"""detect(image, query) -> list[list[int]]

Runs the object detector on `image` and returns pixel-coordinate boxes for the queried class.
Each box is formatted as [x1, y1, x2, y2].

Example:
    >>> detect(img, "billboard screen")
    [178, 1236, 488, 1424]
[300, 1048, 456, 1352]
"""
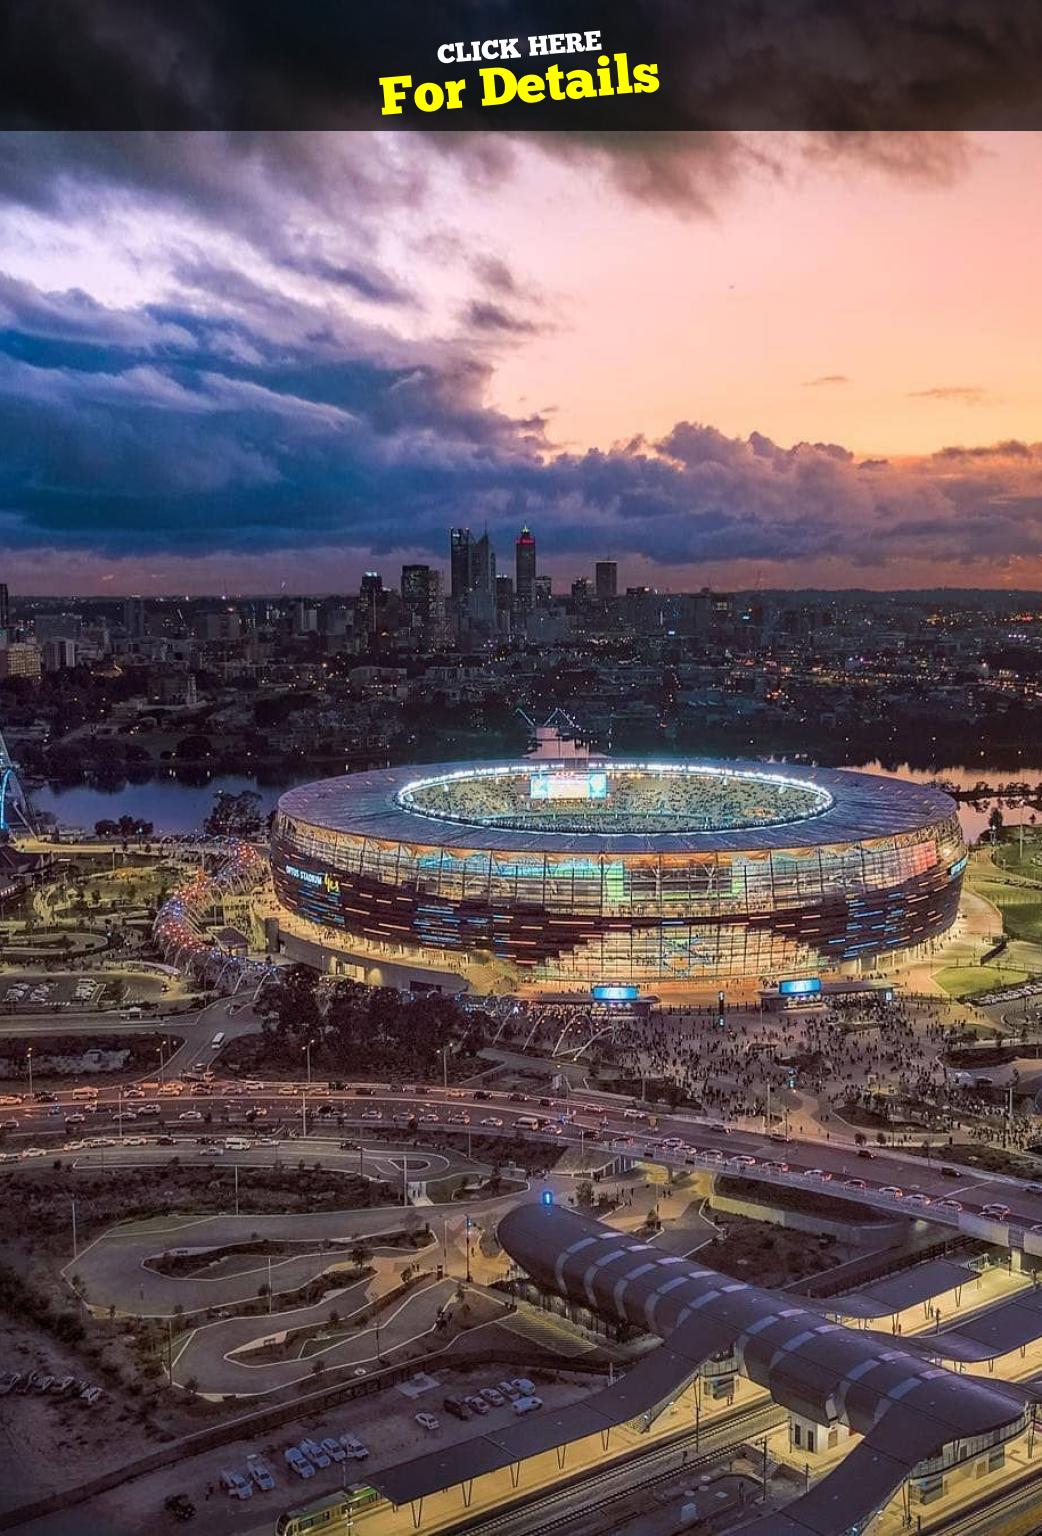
[530, 771, 609, 801]
[778, 977, 822, 996]
[592, 983, 640, 1001]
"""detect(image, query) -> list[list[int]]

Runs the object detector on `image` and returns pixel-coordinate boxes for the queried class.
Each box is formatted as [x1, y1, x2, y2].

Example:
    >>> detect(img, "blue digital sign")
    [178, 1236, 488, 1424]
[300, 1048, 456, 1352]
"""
[778, 977, 822, 997]
[592, 984, 640, 1001]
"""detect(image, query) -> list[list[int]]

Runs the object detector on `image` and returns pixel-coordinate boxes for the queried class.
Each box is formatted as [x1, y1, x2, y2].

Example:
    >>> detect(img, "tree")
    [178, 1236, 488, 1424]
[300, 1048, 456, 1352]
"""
[204, 789, 264, 839]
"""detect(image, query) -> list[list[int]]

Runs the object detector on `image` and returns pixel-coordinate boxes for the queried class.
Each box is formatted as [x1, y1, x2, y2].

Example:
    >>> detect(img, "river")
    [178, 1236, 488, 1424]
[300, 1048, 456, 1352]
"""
[30, 762, 1042, 843]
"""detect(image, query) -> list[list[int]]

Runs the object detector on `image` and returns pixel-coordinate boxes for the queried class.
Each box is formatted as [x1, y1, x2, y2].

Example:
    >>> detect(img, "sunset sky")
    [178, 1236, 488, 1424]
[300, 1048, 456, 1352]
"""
[1, 129, 1040, 593]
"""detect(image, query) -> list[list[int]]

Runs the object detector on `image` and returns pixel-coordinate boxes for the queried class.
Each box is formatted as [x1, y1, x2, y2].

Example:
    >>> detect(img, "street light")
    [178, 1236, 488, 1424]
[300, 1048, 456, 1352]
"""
[304, 1040, 313, 1087]
[26, 1046, 33, 1099]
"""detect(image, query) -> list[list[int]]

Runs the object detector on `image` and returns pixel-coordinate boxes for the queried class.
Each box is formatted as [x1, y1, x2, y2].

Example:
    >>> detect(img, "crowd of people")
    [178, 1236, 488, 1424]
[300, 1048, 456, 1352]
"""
[475, 989, 1032, 1145]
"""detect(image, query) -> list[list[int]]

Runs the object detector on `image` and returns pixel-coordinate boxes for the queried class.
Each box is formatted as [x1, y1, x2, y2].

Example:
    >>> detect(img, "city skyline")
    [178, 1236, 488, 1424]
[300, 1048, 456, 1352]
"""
[1, 131, 1041, 594]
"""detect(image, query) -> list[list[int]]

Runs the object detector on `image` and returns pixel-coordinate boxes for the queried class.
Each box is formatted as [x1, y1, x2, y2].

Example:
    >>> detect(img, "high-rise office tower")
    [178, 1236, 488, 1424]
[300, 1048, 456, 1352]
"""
[401, 564, 440, 627]
[595, 561, 618, 599]
[0, 584, 9, 632]
[450, 528, 472, 603]
[515, 525, 536, 614]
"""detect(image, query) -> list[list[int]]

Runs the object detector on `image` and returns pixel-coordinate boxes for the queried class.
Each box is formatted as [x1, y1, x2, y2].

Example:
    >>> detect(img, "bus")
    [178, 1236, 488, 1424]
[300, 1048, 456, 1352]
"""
[515, 1115, 542, 1132]
[275, 1485, 383, 1536]
[210, 1032, 226, 1050]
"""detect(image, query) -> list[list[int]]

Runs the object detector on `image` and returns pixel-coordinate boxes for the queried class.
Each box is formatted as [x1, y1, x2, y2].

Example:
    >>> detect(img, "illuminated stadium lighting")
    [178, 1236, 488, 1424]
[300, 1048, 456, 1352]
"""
[270, 759, 966, 991]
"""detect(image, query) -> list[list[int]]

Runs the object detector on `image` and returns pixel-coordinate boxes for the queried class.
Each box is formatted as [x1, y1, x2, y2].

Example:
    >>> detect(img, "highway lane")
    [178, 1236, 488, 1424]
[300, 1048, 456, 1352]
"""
[5, 1071, 1042, 1242]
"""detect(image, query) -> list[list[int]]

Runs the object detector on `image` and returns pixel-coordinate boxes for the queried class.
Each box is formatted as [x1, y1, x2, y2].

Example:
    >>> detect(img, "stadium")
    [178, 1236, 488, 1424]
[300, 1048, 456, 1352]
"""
[269, 759, 966, 993]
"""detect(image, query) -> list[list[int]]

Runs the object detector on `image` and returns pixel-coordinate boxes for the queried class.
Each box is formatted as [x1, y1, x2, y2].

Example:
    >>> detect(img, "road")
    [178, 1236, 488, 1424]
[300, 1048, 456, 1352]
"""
[6, 1070, 1042, 1245]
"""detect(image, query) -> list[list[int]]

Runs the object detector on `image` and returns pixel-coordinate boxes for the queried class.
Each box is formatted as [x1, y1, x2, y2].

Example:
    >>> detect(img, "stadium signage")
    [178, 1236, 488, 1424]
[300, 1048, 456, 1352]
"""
[284, 863, 324, 887]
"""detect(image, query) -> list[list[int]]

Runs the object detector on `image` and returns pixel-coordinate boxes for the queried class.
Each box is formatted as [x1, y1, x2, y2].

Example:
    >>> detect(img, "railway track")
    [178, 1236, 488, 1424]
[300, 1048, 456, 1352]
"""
[446, 1400, 785, 1536]
[927, 1458, 1042, 1534]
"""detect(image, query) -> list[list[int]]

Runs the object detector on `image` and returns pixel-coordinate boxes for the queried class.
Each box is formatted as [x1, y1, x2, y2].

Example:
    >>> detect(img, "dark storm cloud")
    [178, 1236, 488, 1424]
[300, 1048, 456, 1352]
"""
[2, 270, 1041, 575]
[2, 0, 1041, 129]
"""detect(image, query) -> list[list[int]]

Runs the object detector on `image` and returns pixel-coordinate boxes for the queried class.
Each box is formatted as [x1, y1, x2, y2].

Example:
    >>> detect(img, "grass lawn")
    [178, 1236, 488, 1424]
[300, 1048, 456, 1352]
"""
[935, 963, 1032, 999]
[966, 862, 1042, 944]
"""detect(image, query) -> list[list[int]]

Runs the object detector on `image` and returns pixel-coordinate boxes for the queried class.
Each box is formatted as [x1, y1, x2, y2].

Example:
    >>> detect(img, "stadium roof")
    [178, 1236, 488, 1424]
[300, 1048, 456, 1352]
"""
[276, 759, 958, 857]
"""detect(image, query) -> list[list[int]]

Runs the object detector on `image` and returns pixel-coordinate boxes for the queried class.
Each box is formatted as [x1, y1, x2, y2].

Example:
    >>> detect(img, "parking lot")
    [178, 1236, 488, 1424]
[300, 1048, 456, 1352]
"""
[1, 975, 104, 1010]
[6, 1363, 604, 1536]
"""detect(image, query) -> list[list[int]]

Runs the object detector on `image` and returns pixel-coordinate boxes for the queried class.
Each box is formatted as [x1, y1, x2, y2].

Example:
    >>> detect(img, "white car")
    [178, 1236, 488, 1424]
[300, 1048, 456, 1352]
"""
[246, 1458, 275, 1492]
[283, 1447, 314, 1479]
[220, 1470, 253, 1500]
[320, 1437, 347, 1463]
[178, 1110, 203, 1122]
[338, 1433, 368, 1459]
[513, 1395, 543, 1415]
[415, 1411, 439, 1432]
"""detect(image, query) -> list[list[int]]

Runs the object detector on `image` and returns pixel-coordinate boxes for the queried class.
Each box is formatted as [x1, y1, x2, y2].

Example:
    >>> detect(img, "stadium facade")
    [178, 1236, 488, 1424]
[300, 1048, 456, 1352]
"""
[269, 759, 966, 991]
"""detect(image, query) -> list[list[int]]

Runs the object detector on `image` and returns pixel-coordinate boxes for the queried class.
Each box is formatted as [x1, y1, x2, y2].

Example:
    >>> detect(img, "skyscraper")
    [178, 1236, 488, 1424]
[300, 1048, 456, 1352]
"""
[401, 564, 440, 628]
[515, 525, 536, 615]
[358, 571, 383, 634]
[470, 531, 495, 594]
[0, 584, 9, 632]
[595, 560, 618, 599]
[450, 528, 472, 603]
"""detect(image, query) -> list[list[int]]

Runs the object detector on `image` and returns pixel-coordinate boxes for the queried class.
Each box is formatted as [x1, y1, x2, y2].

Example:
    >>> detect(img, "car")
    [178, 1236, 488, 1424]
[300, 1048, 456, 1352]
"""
[939, 1166, 960, 1178]
[415, 1411, 439, 1431]
[156, 1135, 175, 1145]
[53, 1375, 77, 1395]
[981, 1203, 1011, 1220]
[879, 1186, 904, 1199]
[443, 1395, 471, 1420]
[498, 1379, 521, 1399]
[320, 1436, 347, 1462]
[480, 1116, 504, 1127]
[934, 1200, 963, 1214]
[362, 1110, 383, 1121]
[178, 1110, 203, 1122]
[246, 1459, 275, 1493]
[513, 1395, 543, 1415]
[856, 1149, 876, 1160]
[480, 1386, 504, 1406]
[843, 1177, 867, 1190]
[80, 1384, 103, 1405]
[464, 1394, 489, 1415]
[200, 1146, 224, 1158]
[298, 1439, 331, 1469]
[731, 1154, 756, 1168]
[64, 1113, 85, 1126]
[338, 1433, 368, 1459]
[511, 1377, 537, 1396]
[447, 1112, 470, 1125]
[47, 1105, 62, 1117]
[805, 1168, 832, 1181]
[762, 1161, 789, 1174]
[220, 1470, 253, 1500]
[906, 1193, 932, 1208]
[123, 1136, 148, 1147]
[283, 1447, 314, 1479]
[0, 1370, 22, 1394]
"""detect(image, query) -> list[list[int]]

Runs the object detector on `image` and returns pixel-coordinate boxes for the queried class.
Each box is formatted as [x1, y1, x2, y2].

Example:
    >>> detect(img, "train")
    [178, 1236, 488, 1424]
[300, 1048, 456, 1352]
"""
[275, 1484, 384, 1536]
